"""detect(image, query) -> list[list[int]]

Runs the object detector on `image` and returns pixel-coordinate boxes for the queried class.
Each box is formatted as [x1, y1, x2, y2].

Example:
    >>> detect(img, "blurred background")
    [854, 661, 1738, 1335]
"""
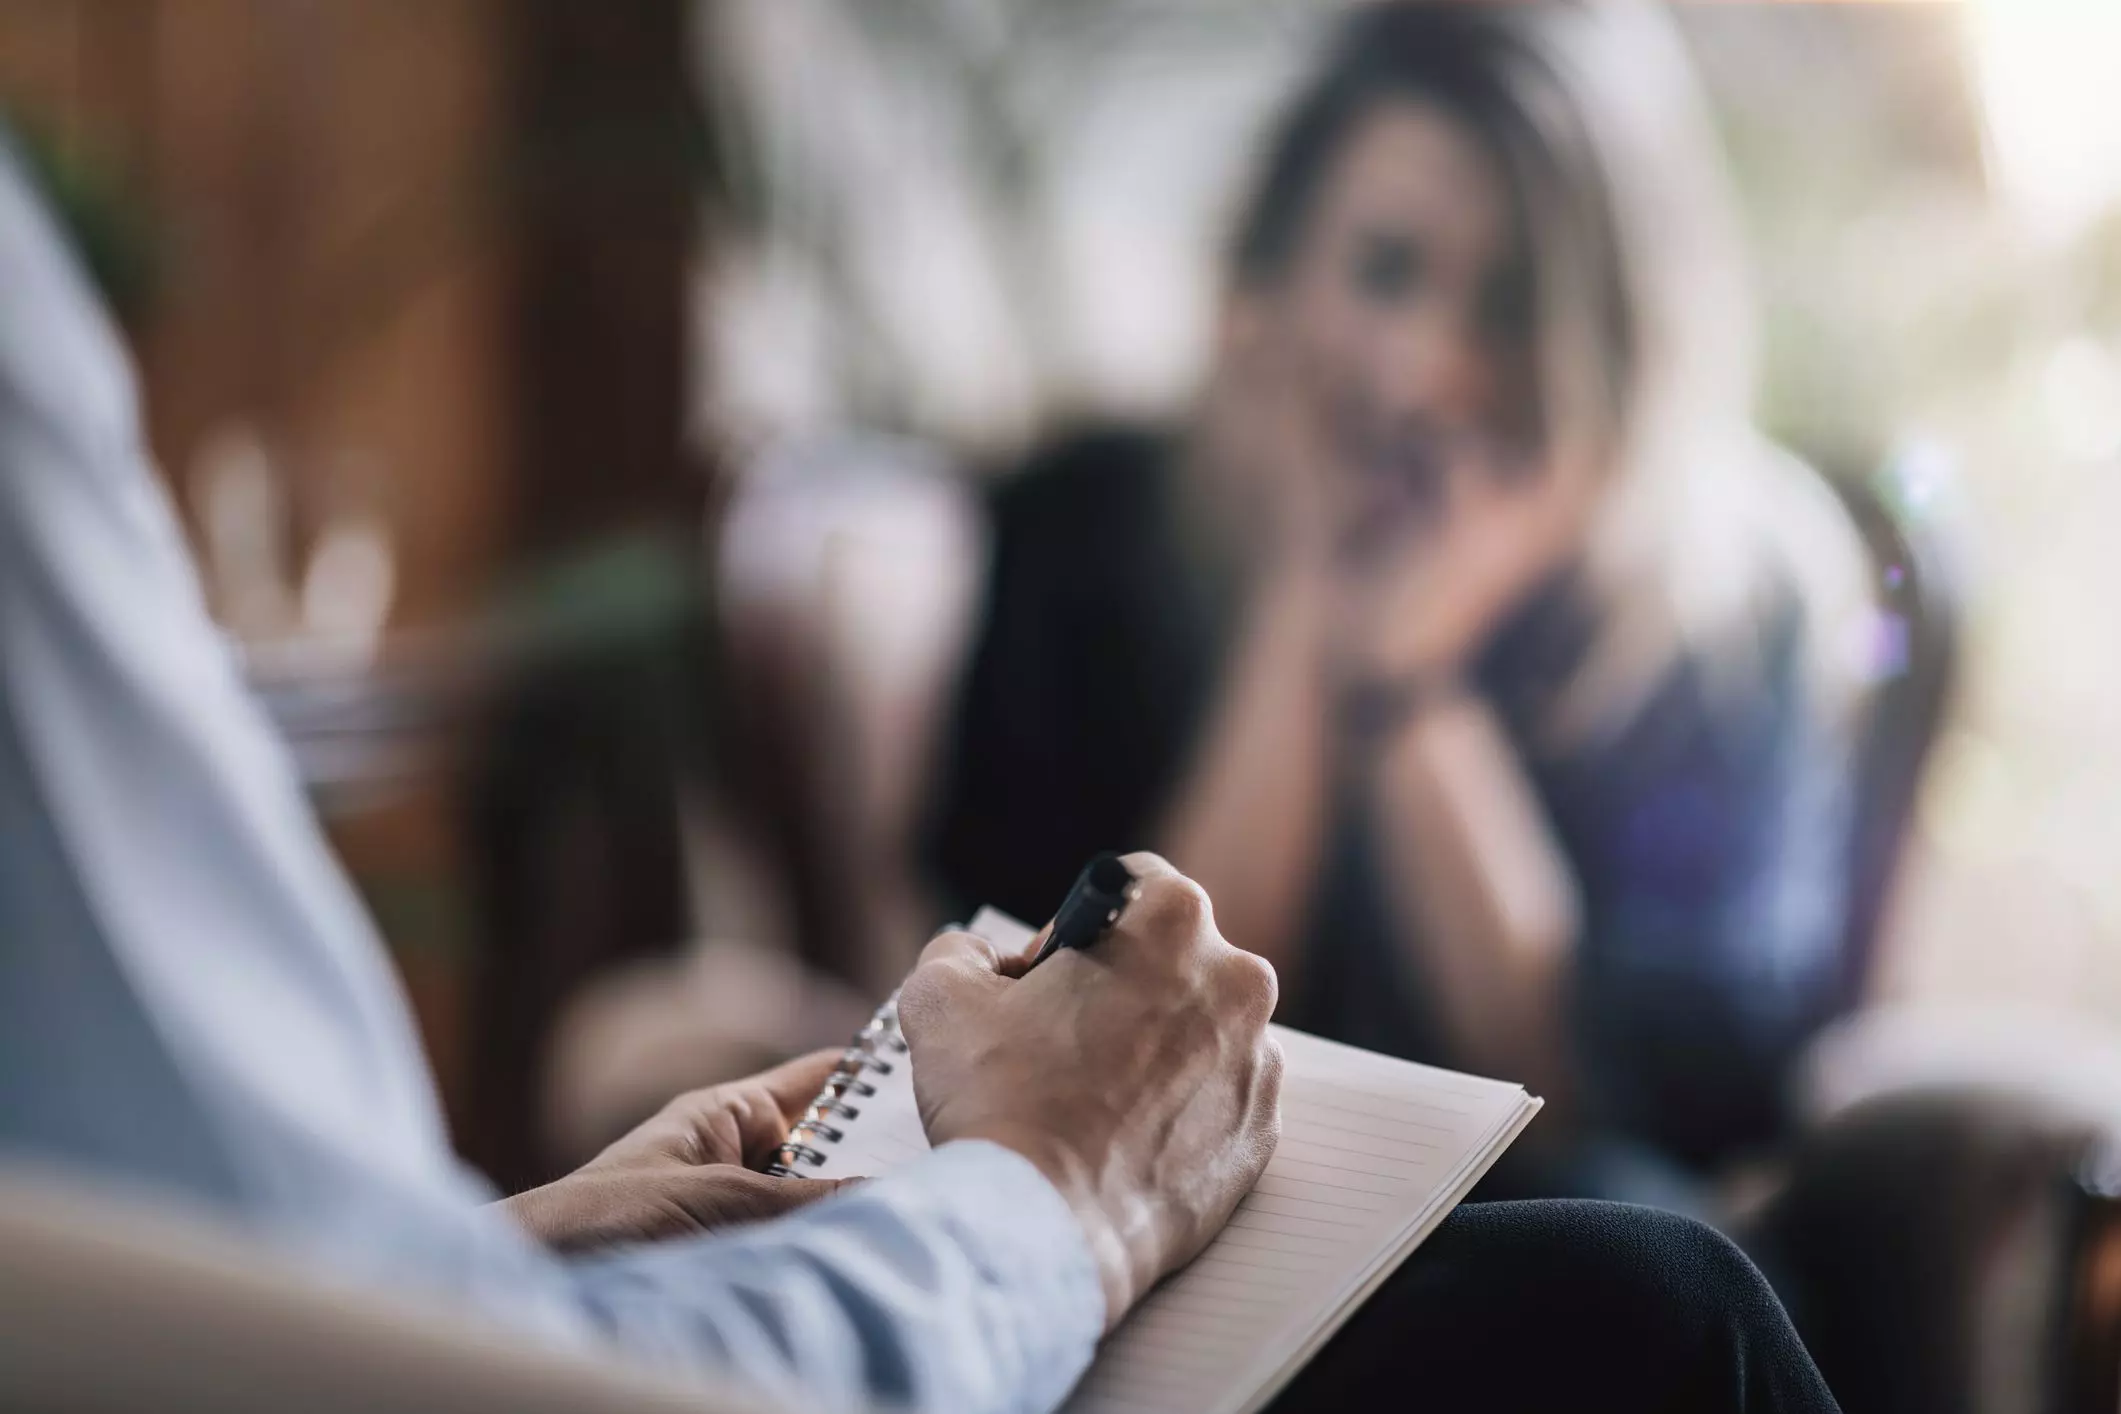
[7, 1, 2121, 1402]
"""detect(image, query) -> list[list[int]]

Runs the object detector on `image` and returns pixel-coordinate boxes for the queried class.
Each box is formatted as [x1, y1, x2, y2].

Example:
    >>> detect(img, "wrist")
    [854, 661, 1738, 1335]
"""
[956, 1124, 1150, 1330]
[1249, 565, 1339, 681]
[495, 1178, 579, 1249]
[1338, 669, 1471, 750]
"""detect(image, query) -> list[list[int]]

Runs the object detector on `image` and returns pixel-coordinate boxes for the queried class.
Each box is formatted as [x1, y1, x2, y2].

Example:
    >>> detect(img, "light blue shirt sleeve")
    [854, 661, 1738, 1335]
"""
[0, 140, 1101, 1414]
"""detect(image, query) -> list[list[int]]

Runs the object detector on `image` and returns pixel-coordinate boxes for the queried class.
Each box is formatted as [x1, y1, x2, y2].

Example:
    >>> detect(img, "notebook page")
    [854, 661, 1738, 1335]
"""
[782, 909, 1540, 1413]
[807, 1012, 929, 1175]
[1063, 1027, 1534, 1414]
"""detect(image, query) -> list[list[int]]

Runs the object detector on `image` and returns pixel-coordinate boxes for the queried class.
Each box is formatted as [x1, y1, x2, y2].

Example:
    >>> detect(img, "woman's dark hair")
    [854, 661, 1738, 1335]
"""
[1231, 3, 1636, 430]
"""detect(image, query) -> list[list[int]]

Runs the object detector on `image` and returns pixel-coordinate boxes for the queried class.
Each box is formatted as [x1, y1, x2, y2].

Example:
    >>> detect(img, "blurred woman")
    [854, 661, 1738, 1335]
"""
[925, 0, 1871, 1195]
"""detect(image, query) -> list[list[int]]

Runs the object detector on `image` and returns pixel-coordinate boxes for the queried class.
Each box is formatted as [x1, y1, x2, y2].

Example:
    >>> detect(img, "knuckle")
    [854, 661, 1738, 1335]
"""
[1253, 1038, 1286, 1155]
[1238, 949, 1279, 1008]
[899, 963, 940, 1007]
[1138, 874, 1212, 933]
[916, 929, 980, 969]
[899, 942, 1004, 1045]
[1257, 1105, 1284, 1173]
[1117, 849, 1175, 879]
[1259, 1034, 1287, 1091]
[895, 967, 947, 1039]
[1219, 948, 1278, 1023]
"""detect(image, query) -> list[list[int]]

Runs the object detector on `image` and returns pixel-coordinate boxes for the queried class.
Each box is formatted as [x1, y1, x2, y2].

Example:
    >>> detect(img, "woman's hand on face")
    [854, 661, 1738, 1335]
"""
[1342, 438, 1599, 686]
[1200, 300, 1599, 685]
[1197, 305, 1342, 582]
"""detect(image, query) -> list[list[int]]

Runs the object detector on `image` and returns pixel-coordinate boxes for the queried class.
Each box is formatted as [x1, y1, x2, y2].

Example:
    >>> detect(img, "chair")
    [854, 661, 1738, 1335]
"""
[1823, 445, 1965, 1015]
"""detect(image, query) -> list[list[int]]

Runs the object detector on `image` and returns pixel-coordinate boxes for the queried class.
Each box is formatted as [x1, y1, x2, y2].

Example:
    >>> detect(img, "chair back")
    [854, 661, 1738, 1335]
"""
[1825, 448, 1964, 1013]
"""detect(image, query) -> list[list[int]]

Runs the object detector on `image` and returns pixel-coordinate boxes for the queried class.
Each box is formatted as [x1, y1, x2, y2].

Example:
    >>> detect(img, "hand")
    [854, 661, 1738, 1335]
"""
[1194, 302, 1341, 581]
[896, 854, 1284, 1330]
[499, 1050, 857, 1252]
[1342, 439, 1598, 685]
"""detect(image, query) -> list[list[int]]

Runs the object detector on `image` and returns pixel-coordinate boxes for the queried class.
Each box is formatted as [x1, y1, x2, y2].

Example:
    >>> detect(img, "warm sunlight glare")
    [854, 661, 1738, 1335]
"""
[1968, 0, 2121, 240]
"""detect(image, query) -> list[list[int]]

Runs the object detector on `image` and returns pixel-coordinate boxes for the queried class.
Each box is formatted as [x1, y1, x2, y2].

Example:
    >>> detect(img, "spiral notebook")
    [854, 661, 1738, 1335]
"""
[772, 908, 1542, 1414]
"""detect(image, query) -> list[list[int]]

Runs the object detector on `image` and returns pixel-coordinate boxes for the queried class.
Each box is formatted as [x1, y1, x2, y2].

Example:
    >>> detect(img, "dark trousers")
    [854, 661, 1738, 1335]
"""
[1270, 1200, 1841, 1414]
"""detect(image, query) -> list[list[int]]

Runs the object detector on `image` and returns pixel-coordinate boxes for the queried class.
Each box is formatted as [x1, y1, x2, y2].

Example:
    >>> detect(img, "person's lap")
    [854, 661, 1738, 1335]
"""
[1268, 1199, 1841, 1414]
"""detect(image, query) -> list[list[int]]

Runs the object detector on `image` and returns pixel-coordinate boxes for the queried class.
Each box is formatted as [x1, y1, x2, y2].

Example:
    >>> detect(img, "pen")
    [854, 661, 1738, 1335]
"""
[1027, 851, 1139, 969]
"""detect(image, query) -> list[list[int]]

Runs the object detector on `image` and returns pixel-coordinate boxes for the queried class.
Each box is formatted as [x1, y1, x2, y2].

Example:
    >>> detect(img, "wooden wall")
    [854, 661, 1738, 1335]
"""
[0, 0, 702, 1158]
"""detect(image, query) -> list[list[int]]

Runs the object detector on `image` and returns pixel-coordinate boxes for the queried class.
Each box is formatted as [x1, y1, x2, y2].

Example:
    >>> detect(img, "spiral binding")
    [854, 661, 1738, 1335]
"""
[767, 991, 910, 1177]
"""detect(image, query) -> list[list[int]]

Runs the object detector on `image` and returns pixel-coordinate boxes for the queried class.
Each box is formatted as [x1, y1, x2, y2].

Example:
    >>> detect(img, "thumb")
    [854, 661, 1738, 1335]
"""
[898, 928, 1012, 1046]
[915, 926, 1016, 977]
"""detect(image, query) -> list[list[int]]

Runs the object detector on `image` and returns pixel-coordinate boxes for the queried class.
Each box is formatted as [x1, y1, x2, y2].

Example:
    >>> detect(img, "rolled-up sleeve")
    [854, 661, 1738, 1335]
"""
[566, 1141, 1102, 1414]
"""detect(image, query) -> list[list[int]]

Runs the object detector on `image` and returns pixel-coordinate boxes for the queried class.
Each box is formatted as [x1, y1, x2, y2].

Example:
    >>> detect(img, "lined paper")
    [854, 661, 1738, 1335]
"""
[797, 910, 1540, 1414]
[812, 1027, 931, 1173]
[1064, 1028, 1535, 1414]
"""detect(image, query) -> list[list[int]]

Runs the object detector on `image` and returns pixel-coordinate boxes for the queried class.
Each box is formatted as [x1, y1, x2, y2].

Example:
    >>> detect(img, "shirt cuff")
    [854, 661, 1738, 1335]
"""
[872, 1139, 1104, 1404]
